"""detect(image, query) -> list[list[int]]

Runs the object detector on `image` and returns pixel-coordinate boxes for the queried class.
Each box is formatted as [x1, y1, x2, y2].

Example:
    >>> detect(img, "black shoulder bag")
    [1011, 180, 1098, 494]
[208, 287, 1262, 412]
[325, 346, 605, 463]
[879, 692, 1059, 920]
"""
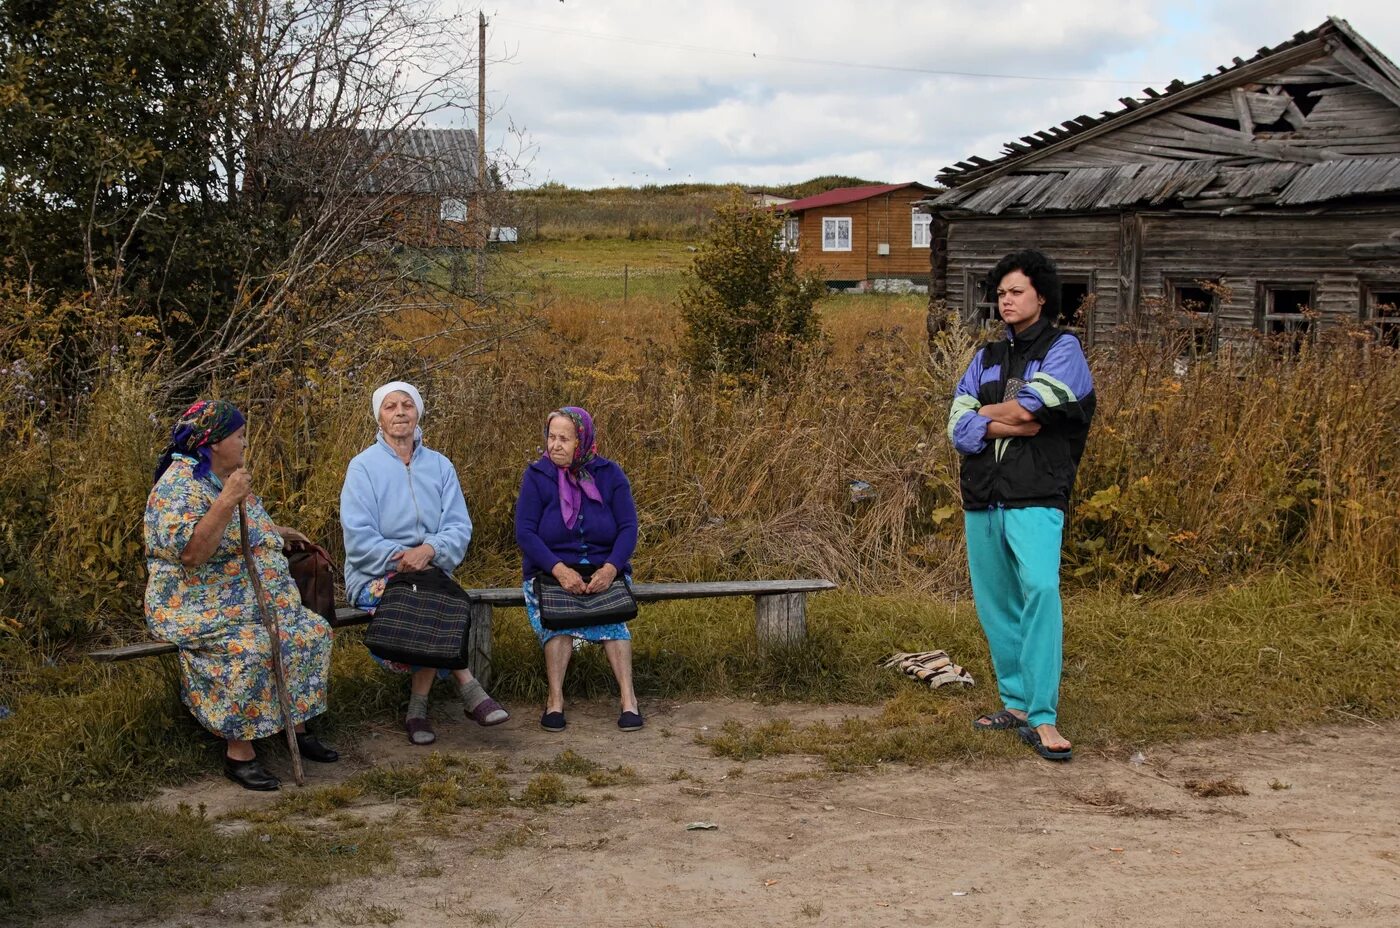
[365, 567, 475, 668]
[533, 565, 638, 631]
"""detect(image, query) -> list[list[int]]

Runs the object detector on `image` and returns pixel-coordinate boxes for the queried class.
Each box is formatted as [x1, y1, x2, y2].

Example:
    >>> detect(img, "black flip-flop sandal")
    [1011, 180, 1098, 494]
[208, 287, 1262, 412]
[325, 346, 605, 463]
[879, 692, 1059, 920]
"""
[973, 709, 1026, 731]
[1017, 725, 1073, 761]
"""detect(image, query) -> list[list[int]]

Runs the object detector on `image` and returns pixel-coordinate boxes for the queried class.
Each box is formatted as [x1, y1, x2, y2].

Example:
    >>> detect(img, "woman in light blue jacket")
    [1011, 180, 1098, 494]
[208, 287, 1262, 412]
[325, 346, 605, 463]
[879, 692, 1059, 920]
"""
[341, 381, 509, 745]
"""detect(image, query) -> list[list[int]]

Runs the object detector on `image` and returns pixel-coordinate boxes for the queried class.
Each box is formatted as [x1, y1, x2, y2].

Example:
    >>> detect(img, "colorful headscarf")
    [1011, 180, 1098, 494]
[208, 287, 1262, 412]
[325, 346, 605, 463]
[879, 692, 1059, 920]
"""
[544, 406, 603, 529]
[153, 399, 246, 484]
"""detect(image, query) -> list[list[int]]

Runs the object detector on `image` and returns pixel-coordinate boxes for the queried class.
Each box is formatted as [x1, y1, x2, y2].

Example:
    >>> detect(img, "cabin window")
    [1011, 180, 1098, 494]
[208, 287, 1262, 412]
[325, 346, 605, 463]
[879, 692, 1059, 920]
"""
[1166, 278, 1220, 357]
[440, 197, 468, 223]
[968, 270, 997, 325]
[1058, 276, 1094, 338]
[1364, 286, 1400, 349]
[911, 212, 931, 248]
[822, 217, 852, 252]
[1258, 283, 1316, 353]
[781, 217, 800, 252]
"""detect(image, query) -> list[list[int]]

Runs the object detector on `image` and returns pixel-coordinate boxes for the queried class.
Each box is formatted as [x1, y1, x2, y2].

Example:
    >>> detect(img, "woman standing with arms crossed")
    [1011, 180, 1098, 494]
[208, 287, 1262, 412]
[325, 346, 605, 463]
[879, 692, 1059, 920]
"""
[947, 249, 1095, 761]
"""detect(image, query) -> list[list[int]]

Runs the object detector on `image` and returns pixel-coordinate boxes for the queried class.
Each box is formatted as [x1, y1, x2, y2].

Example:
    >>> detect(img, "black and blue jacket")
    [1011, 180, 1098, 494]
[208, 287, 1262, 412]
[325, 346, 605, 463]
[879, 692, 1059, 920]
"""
[947, 317, 1096, 512]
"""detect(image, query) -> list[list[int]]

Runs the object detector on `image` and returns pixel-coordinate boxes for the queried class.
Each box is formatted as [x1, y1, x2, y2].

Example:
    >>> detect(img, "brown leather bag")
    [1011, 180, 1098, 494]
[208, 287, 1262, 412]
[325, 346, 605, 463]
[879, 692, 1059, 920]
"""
[283, 539, 337, 624]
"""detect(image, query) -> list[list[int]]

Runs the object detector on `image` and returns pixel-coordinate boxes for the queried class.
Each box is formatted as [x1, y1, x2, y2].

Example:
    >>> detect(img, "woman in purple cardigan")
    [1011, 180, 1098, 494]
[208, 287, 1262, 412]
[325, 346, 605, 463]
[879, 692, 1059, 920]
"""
[515, 406, 641, 733]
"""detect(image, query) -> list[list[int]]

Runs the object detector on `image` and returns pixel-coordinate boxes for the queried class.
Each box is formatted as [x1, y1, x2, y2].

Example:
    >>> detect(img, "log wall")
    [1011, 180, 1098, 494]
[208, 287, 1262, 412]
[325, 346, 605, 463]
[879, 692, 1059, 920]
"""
[938, 209, 1400, 343]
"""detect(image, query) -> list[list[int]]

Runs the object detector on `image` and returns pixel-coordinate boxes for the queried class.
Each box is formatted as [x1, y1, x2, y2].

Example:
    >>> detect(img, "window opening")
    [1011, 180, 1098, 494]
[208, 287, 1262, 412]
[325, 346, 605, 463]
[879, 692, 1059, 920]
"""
[1059, 280, 1091, 332]
[1370, 289, 1400, 349]
[1168, 279, 1219, 358]
[822, 217, 851, 252]
[911, 212, 931, 248]
[781, 217, 800, 251]
[1260, 285, 1315, 354]
[440, 197, 467, 223]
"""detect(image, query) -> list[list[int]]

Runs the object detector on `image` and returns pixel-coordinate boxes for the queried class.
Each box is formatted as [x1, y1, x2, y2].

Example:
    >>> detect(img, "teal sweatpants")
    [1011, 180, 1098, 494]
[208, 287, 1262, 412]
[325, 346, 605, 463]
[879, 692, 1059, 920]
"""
[964, 506, 1065, 728]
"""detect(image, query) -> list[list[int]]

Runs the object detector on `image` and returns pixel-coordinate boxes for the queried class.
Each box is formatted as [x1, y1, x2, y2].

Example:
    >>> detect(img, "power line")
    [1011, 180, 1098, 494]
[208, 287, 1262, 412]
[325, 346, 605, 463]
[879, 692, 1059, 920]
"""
[496, 17, 1165, 86]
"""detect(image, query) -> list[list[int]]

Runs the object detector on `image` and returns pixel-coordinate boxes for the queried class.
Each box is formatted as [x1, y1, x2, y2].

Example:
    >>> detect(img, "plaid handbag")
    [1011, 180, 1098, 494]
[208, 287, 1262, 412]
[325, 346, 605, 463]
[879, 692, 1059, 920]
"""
[533, 566, 638, 631]
[365, 567, 475, 668]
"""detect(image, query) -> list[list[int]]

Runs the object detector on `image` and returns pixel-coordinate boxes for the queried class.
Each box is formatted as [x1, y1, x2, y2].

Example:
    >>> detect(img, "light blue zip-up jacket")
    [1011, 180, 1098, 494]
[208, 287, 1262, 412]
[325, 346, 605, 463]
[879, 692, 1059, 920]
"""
[340, 433, 473, 605]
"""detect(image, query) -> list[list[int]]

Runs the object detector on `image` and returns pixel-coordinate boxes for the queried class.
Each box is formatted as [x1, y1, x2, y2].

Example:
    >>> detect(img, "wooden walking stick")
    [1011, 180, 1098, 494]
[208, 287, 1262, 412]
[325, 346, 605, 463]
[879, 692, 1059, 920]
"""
[238, 501, 305, 786]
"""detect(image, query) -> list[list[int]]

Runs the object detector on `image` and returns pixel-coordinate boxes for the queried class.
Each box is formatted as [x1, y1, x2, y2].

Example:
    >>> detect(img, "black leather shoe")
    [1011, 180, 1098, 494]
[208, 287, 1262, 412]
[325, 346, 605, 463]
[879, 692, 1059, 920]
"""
[296, 732, 340, 763]
[224, 757, 281, 791]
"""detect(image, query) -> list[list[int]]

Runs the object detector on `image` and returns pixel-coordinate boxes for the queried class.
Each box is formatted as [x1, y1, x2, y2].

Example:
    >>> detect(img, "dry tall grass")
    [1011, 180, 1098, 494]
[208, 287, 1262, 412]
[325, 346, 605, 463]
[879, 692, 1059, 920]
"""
[2, 296, 1397, 647]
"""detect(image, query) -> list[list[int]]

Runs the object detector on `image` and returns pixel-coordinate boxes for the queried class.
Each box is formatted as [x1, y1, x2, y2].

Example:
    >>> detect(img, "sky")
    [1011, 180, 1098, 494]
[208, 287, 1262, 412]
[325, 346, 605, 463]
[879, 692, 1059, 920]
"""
[448, 1, 1400, 189]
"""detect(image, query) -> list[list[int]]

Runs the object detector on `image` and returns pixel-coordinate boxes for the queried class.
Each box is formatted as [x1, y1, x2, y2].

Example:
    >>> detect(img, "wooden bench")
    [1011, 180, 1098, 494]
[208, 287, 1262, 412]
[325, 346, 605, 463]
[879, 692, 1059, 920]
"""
[88, 579, 837, 686]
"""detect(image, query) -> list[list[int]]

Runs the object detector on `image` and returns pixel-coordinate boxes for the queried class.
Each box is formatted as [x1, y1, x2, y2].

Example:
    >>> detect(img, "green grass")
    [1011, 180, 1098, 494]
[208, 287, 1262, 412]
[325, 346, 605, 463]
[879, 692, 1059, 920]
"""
[2, 575, 1397, 923]
[697, 575, 1400, 768]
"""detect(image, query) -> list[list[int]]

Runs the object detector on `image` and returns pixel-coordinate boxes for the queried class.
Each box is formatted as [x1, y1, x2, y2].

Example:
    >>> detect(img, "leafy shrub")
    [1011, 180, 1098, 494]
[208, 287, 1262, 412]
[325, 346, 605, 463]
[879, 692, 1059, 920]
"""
[679, 196, 827, 378]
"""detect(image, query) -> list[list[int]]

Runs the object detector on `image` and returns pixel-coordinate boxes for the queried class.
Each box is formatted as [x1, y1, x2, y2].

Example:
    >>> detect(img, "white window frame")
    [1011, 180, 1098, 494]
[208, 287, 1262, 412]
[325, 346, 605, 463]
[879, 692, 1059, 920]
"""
[911, 211, 931, 248]
[822, 216, 852, 252]
[439, 196, 468, 223]
[782, 217, 800, 252]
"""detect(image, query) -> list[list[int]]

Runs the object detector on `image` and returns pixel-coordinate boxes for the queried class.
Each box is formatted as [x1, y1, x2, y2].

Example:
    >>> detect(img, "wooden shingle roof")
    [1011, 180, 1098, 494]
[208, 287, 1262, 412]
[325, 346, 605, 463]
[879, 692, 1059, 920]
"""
[931, 17, 1400, 213]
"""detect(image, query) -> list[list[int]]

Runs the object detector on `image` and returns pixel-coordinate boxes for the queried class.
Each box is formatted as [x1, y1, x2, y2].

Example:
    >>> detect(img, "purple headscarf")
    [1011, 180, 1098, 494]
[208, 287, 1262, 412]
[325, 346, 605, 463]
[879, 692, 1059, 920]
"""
[544, 406, 603, 529]
[154, 399, 246, 484]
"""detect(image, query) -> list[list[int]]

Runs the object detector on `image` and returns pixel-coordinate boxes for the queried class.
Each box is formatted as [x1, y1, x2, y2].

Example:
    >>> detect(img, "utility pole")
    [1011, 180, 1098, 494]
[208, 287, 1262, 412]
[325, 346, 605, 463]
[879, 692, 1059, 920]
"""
[475, 11, 487, 299]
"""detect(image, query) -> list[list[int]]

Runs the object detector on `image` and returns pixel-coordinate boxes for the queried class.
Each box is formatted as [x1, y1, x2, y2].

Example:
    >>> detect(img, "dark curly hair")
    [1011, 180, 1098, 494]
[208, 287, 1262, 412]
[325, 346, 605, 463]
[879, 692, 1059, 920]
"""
[984, 249, 1061, 324]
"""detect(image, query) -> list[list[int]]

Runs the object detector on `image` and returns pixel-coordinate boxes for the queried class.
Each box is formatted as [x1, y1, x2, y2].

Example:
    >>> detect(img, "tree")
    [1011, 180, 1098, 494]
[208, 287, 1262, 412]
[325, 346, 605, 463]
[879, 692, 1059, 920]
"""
[679, 196, 826, 378]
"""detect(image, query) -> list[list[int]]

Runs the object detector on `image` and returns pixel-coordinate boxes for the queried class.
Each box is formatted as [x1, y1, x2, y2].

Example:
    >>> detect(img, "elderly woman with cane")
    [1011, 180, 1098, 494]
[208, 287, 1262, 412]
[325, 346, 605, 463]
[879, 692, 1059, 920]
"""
[144, 400, 338, 791]
[341, 381, 509, 745]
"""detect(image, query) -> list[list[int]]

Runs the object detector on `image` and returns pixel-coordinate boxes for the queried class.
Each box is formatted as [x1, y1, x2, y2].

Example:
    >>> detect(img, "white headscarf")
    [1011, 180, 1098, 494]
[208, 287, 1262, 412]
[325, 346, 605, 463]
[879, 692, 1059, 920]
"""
[371, 381, 424, 422]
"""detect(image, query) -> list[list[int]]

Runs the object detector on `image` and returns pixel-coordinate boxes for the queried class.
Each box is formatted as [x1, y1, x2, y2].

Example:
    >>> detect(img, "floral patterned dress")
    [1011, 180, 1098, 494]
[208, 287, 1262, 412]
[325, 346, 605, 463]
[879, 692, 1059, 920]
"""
[143, 455, 332, 741]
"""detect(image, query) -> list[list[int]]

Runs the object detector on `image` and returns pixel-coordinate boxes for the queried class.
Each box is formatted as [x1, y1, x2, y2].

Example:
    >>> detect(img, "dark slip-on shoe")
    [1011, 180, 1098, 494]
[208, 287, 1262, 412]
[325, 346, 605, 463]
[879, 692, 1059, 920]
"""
[296, 732, 340, 763]
[224, 757, 281, 791]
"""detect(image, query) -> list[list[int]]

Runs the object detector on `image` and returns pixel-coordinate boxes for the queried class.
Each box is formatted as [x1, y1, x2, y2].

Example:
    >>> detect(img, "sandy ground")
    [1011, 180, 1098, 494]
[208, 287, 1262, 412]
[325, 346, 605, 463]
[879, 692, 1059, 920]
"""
[69, 700, 1400, 928]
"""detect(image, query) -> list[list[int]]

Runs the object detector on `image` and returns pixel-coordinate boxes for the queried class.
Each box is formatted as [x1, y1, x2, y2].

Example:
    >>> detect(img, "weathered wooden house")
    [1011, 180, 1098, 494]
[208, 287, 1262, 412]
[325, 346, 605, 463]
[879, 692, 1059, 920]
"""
[252, 128, 487, 248]
[924, 17, 1400, 351]
[353, 129, 485, 248]
[777, 183, 937, 290]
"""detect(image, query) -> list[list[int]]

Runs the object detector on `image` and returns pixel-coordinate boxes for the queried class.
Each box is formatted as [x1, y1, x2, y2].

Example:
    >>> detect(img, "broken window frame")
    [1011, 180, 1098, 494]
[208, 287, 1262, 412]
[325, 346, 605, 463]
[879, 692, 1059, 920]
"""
[966, 269, 997, 327]
[1165, 276, 1221, 358]
[1361, 280, 1400, 349]
[821, 217, 852, 252]
[1058, 273, 1095, 343]
[1256, 281, 1318, 352]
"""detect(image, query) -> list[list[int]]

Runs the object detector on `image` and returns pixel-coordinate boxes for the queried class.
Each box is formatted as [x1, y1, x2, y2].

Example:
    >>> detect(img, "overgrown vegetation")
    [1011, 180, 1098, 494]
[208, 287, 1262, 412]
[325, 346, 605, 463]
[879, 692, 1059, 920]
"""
[679, 195, 827, 378]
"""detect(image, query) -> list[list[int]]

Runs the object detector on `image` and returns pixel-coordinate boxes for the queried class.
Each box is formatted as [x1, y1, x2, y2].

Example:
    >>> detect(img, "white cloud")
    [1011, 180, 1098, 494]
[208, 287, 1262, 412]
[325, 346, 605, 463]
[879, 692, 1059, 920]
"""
[447, 0, 1400, 187]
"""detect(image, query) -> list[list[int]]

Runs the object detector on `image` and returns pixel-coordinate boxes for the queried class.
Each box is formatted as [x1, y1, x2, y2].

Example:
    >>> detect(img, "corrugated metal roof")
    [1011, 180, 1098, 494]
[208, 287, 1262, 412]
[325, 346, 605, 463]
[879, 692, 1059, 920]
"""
[353, 129, 480, 195]
[778, 182, 934, 212]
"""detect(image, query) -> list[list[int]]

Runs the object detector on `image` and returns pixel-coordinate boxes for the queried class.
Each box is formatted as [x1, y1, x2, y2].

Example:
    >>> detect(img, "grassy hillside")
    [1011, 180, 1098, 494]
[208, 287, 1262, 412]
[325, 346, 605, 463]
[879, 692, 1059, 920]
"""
[510, 176, 881, 241]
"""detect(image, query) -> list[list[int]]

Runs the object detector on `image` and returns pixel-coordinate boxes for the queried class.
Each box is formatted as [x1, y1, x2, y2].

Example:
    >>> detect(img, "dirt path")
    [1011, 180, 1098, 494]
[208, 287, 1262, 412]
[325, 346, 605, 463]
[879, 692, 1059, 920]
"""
[87, 701, 1400, 927]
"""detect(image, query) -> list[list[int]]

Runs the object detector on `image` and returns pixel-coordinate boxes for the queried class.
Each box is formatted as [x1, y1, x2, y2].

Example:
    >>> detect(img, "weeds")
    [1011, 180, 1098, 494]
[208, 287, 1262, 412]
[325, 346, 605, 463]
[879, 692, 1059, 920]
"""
[519, 773, 584, 807]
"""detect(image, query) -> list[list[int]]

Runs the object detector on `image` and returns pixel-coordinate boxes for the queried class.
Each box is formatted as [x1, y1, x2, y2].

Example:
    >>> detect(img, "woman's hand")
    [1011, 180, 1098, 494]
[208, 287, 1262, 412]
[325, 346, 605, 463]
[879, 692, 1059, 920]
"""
[584, 562, 618, 594]
[218, 467, 254, 506]
[390, 543, 436, 573]
[551, 563, 588, 594]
